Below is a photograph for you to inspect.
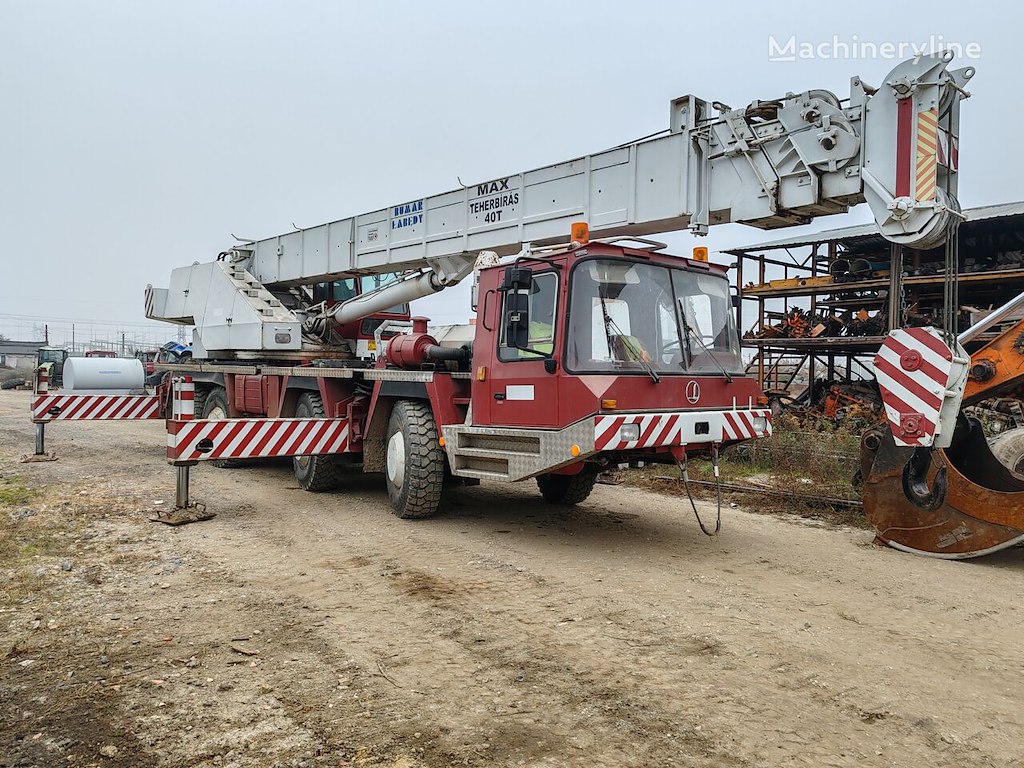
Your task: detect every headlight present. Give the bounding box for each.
[619,423,640,442]
[753,416,768,433]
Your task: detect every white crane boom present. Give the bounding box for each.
[146,52,972,358]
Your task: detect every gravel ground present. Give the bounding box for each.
[2,388,1023,768]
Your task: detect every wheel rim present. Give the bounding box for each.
[206,404,226,420]
[386,431,406,488]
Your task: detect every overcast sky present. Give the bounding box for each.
[1,0,1017,346]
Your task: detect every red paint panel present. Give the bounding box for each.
[895,97,913,198]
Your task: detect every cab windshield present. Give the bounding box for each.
[566,259,742,374]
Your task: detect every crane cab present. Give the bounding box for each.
[470,241,762,431]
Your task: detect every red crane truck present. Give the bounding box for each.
[140,52,969,520]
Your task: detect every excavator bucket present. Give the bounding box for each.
[861,417,1024,558]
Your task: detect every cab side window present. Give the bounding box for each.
[498,272,558,361]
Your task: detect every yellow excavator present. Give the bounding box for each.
[861,294,1024,558]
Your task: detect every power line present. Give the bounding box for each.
[0,312,174,330]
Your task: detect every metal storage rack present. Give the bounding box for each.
[726,201,1024,404]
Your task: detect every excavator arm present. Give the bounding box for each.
[961,321,1024,406]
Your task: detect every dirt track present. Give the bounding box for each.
[2,388,1023,768]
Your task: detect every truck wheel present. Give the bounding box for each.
[190,384,209,420]
[200,387,228,420]
[385,401,444,519]
[293,392,344,492]
[200,388,244,469]
[537,465,600,505]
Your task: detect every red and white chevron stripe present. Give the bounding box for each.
[593,409,772,451]
[874,327,955,446]
[720,409,773,441]
[171,378,194,420]
[32,394,162,422]
[34,367,49,395]
[167,418,350,462]
[595,413,684,451]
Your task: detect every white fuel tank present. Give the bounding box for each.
[63,357,145,392]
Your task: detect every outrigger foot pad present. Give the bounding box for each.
[20,452,58,463]
[150,503,214,527]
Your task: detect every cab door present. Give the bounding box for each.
[480,269,561,428]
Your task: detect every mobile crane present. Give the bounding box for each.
[143,52,971,520]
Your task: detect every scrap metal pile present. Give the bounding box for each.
[746,307,887,340]
[775,379,885,430]
[825,251,1024,280]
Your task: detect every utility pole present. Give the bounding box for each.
[72,324,75,355]
[44,324,49,345]
[121,332,125,357]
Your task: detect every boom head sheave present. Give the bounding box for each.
[860,51,973,250]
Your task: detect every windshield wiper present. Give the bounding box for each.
[599,295,660,384]
[679,312,733,383]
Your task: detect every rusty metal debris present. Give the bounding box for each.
[745,307,887,341]
[746,308,841,340]
[772,381,885,430]
[860,419,1024,558]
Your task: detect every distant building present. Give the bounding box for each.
[0,340,45,370]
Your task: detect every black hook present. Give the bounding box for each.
[901,447,947,511]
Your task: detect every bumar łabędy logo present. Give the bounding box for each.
[392,200,423,230]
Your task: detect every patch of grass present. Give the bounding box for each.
[0,472,77,605]
[2,567,49,603]
[623,416,870,528]
[0,475,36,506]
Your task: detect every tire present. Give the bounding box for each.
[385,400,444,519]
[537,464,600,505]
[989,427,1024,476]
[292,392,344,492]
[200,388,244,469]
[200,387,228,421]
[191,385,209,421]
